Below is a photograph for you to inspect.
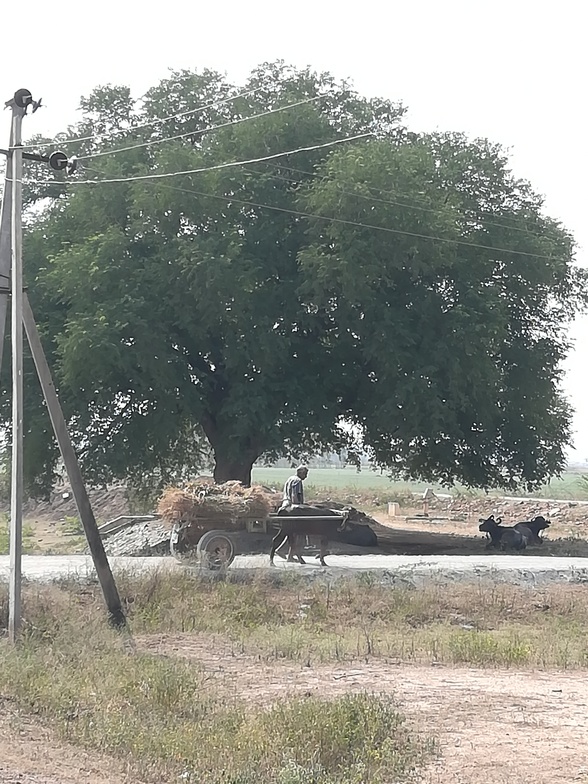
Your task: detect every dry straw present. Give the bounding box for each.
[157,478,277,531]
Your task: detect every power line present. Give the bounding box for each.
[21,91,549,243]
[73,169,559,261]
[76,96,322,161]
[22,132,562,260]
[19,87,260,151]
[246,163,551,242]
[258,162,550,240]
[275,160,544,237]
[23,90,547,242]
[24,134,372,187]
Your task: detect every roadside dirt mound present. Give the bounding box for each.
[100,519,170,557]
[23,485,131,525]
[428,495,588,529]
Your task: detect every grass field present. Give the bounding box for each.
[0,515,36,555]
[252,466,588,501]
[3,570,588,782]
[0,574,439,784]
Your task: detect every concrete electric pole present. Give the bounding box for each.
[0,89,126,641]
[7,89,27,641]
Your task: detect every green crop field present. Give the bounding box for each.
[251,466,588,501]
[252,467,404,491]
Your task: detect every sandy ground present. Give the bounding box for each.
[132,633,588,783]
[3,553,588,590]
[3,491,588,782]
[0,697,143,784]
[2,632,588,784]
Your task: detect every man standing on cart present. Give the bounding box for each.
[280,466,309,511]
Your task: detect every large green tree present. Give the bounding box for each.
[6,62,586,492]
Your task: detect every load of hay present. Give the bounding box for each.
[157,478,274,535]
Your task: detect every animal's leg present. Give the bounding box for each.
[270,532,287,565]
[287,534,295,562]
[287,534,297,562]
[274,537,289,560]
[291,534,306,564]
[318,536,328,567]
[488,535,500,550]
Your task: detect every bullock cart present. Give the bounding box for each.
[169,509,350,570]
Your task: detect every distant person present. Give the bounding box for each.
[280,466,309,510]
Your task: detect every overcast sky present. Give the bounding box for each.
[2,0,586,460]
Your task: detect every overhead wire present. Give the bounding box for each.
[19,87,260,151]
[18,99,559,261]
[257,162,550,239]
[22,91,548,243]
[244,163,551,241]
[23,134,373,187]
[71,166,558,261]
[76,96,323,161]
[20,91,550,242]
[271,159,545,237]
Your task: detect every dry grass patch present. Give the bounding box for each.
[0,579,430,784]
[4,571,578,669]
[111,570,588,669]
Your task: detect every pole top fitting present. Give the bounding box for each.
[13,89,33,109]
[4,89,42,115]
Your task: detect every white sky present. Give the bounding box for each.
[2,0,586,460]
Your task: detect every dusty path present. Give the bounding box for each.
[0,697,143,784]
[139,633,588,783]
[3,553,588,586]
[2,632,588,783]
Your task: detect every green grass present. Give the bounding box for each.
[6,571,586,671]
[0,580,431,784]
[252,466,588,502]
[5,572,588,781]
[60,515,83,536]
[253,467,429,493]
[0,514,37,555]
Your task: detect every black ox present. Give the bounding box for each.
[270,505,377,566]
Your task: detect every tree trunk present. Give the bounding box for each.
[202,413,262,486]
[212,455,255,485]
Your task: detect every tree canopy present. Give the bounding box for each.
[6,61,586,494]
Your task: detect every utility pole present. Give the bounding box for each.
[0,123,13,373]
[0,89,126,638]
[22,295,125,627]
[8,91,25,642]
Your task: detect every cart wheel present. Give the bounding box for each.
[197,530,235,570]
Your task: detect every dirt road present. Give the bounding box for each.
[0,696,142,784]
[2,553,588,587]
[3,633,588,784]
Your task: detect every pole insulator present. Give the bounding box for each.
[48,151,68,171]
[13,89,33,109]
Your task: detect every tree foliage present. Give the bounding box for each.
[5,61,586,493]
